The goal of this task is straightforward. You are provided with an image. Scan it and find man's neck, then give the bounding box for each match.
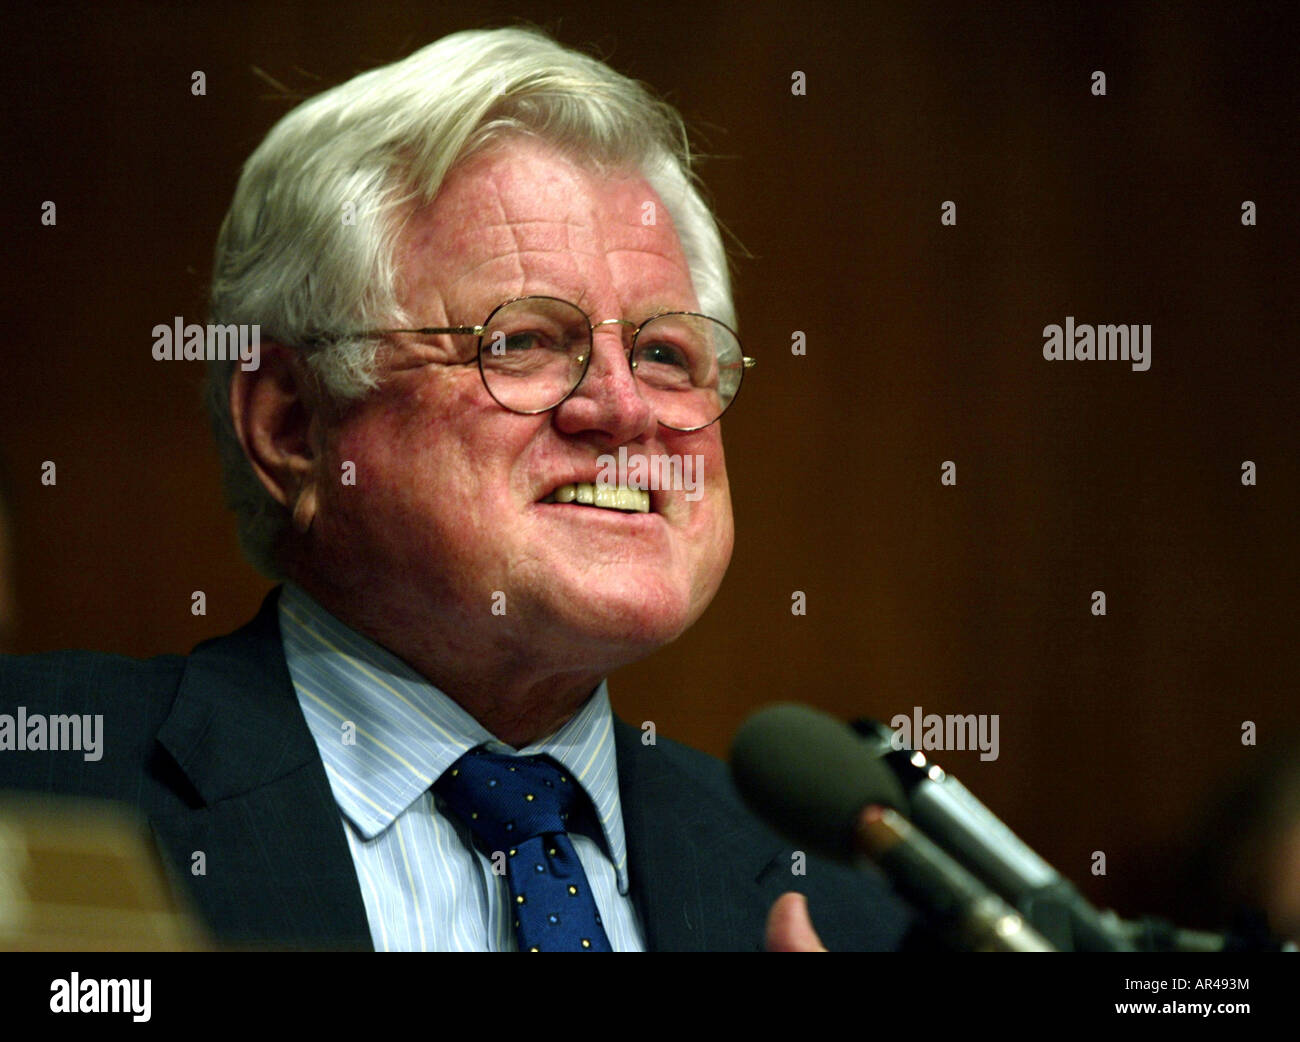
[284,579,605,748]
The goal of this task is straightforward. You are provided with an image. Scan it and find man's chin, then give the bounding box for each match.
[539,586,697,658]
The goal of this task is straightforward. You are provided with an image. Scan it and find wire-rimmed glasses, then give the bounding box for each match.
[362,295,755,431]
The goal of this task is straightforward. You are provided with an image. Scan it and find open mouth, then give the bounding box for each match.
[540,482,652,514]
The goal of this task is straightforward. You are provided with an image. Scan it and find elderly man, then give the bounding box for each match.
[0,28,912,951]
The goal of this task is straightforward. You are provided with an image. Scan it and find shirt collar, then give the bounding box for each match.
[277,582,632,891]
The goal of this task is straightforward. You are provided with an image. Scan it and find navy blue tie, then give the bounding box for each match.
[435,748,613,952]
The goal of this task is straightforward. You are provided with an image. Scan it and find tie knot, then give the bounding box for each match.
[434,749,584,851]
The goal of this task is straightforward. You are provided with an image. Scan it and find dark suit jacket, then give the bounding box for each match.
[0,590,916,950]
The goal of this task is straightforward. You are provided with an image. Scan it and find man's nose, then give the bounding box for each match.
[552,320,656,440]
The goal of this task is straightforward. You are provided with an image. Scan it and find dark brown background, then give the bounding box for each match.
[2,1,1297,932]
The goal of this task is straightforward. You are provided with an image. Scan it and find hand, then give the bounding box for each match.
[764,891,828,951]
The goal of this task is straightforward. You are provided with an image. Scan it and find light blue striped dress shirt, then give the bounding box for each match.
[277,582,646,951]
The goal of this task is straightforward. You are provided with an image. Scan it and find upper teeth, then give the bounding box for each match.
[543,482,651,513]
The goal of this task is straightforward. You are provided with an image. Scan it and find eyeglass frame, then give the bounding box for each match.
[348,295,756,432]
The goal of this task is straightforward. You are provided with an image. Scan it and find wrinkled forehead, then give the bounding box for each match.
[392,139,698,319]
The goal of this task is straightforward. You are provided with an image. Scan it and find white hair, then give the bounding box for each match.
[206,26,735,577]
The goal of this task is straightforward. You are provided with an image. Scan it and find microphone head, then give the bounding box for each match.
[729,703,909,863]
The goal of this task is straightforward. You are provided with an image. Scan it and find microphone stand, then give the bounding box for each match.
[849,719,1295,953]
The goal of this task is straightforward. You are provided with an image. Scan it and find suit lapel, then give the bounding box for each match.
[147,595,779,951]
[614,719,784,951]
[152,590,372,950]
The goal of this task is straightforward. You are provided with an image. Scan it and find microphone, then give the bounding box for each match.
[728,699,909,863]
[856,719,1294,952]
[730,703,1056,951]
[850,718,1134,952]
[855,804,1056,951]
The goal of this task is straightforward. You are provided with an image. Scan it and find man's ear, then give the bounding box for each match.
[229,343,327,534]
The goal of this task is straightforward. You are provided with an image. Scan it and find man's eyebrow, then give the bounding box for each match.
[498,288,692,320]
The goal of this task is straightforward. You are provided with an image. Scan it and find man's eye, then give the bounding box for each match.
[487,330,552,356]
[637,340,691,369]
